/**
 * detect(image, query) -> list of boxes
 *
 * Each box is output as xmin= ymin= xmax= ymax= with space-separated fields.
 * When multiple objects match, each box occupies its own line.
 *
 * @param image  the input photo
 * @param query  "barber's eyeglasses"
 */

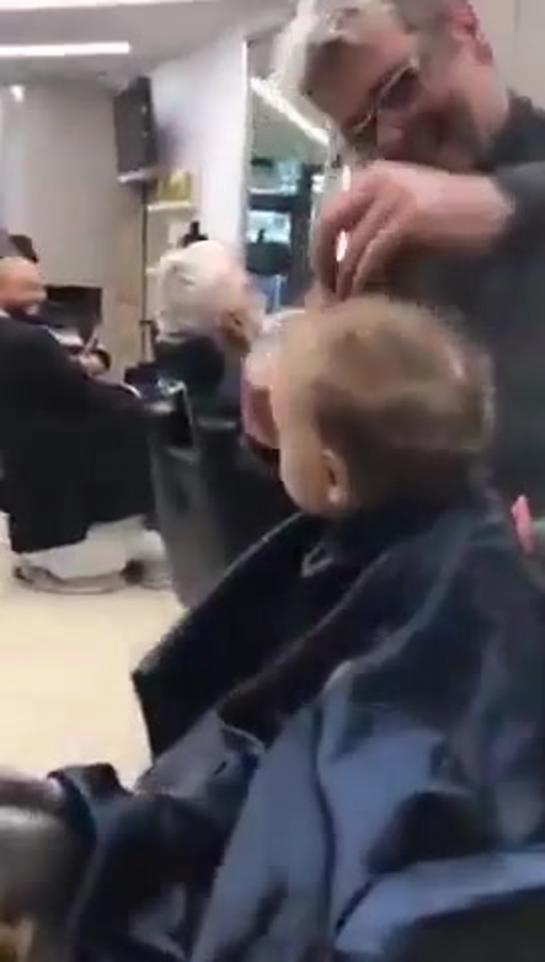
xmin=340 ymin=57 xmax=421 ymax=156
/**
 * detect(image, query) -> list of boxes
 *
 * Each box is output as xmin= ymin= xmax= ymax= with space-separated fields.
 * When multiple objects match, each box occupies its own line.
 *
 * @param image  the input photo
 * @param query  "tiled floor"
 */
xmin=0 ymin=544 xmax=181 ymax=785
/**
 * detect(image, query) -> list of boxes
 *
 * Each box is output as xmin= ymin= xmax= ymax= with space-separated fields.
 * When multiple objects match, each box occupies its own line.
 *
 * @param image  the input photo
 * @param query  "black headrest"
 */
xmin=155 ymin=335 xmax=226 ymax=396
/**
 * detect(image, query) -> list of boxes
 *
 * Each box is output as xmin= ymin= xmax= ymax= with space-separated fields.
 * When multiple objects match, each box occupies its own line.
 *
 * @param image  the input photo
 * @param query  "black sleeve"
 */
xmin=94 ymin=345 xmax=112 ymax=372
xmin=495 ymin=162 xmax=545 ymax=242
xmin=19 ymin=327 xmax=118 ymax=413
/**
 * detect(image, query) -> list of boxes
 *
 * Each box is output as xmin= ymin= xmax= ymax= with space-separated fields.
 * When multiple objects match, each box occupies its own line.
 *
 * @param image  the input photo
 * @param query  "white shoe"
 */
xmin=128 ymin=530 xmax=171 ymax=591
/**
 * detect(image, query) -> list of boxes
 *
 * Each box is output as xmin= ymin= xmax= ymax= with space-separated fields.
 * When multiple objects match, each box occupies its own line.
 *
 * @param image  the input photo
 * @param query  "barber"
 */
xmin=281 ymin=0 xmax=545 ymax=509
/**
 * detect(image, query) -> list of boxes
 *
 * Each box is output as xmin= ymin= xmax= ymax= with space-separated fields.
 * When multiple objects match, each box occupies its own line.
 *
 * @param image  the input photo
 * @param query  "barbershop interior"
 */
xmin=2 ymin=1 xmax=545 ymax=959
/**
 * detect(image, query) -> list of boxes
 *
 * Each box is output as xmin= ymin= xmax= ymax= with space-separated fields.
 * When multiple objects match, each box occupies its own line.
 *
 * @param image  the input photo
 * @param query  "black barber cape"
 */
xmin=58 ymin=488 xmax=545 ymax=962
xmin=0 ymin=312 xmax=152 ymax=552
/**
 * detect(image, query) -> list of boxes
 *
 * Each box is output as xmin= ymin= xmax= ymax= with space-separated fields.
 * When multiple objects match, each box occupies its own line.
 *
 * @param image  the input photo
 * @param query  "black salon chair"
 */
xmin=0 ymin=456 xmax=7 ymax=513
xmin=148 ymin=386 xmax=292 ymax=606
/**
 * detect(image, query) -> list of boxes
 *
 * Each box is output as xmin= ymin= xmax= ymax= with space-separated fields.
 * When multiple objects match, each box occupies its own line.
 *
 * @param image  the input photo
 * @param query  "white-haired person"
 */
xmin=156 ymin=240 xmax=262 ymax=362
xmin=277 ymin=0 xmax=545 ymax=523
xmin=153 ymin=241 xmax=293 ymax=564
xmin=152 ymin=240 xmax=264 ymax=430
xmin=155 ymin=241 xmax=292 ymax=461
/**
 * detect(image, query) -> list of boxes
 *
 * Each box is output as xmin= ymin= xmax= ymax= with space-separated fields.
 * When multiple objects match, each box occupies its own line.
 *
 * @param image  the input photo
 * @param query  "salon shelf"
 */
xmin=147 ymin=201 xmax=195 ymax=214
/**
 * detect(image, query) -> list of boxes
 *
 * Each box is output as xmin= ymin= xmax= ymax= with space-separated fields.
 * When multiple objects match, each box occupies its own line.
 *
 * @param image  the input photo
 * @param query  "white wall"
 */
xmin=0 ymin=89 xmax=27 ymax=233
xmin=475 ymin=0 xmax=545 ymax=108
xmin=511 ymin=0 xmax=545 ymax=107
xmin=474 ymin=0 xmax=517 ymax=75
xmin=152 ymin=27 xmax=249 ymax=249
xmin=0 ymin=81 xmax=120 ymax=287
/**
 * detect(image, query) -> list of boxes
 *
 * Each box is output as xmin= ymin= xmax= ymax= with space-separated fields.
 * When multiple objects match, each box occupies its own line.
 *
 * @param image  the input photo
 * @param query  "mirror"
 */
xmin=246 ymin=29 xmax=329 ymax=311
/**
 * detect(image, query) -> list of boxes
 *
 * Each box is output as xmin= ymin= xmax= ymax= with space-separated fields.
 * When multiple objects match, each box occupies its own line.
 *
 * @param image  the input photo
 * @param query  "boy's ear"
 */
xmin=216 ymin=310 xmax=247 ymax=357
xmin=218 ymin=309 xmax=255 ymax=359
xmin=323 ymin=447 xmax=351 ymax=512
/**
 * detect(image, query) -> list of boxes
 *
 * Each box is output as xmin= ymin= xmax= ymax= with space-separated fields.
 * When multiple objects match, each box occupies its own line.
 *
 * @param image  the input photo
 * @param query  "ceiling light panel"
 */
xmin=0 ymin=41 xmax=131 ymax=57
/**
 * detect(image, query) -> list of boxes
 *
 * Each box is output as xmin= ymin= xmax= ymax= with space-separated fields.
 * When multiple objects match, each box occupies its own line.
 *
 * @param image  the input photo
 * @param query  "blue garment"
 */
xmin=58 ymin=489 xmax=545 ymax=962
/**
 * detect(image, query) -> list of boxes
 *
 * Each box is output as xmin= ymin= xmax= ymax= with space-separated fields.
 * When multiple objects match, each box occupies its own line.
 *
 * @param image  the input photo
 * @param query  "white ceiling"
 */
xmin=0 ymin=0 xmax=293 ymax=84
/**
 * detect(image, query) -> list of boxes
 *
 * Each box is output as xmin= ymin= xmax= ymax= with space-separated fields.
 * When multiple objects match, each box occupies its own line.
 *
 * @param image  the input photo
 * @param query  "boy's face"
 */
xmin=270 ymin=359 xmax=348 ymax=516
xmin=216 ymin=266 xmax=263 ymax=358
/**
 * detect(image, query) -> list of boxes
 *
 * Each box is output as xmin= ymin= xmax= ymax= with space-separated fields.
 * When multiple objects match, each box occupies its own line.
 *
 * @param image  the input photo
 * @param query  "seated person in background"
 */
xmin=0 ymin=256 xmax=163 ymax=593
xmin=2 ymin=296 xmax=545 ymax=962
xmin=180 ymin=220 xmax=208 ymax=248
xmin=52 ymin=325 xmax=111 ymax=379
xmin=0 ymin=252 xmax=45 ymax=323
xmin=154 ymin=240 xmax=292 ymax=561
xmin=0 ymin=247 xmax=110 ymax=377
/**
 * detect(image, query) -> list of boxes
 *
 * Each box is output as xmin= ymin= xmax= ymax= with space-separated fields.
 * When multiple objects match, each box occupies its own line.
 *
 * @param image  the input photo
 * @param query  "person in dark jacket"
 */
xmin=1 ymin=295 xmax=545 ymax=962
xmin=1 ymin=242 xmax=111 ymax=376
xmin=0 ymin=257 xmax=159 ymax=590
xmin=278 ymin=0 xmax=545 ymax=513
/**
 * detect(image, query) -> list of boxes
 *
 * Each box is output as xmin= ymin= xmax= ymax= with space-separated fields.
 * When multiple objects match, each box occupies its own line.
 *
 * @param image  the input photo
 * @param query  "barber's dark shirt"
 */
xmin=387 ymin=96 xmax=545 ymax=510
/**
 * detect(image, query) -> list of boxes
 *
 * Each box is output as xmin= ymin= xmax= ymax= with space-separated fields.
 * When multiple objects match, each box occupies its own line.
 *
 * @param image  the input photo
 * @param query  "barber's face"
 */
xmin=310 ymin=16 xmax=486 ymax=172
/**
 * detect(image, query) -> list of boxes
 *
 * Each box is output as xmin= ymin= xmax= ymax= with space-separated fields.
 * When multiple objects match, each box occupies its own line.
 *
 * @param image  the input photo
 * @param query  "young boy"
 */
xmin=2 ymin=296 xmax=545 ymax=962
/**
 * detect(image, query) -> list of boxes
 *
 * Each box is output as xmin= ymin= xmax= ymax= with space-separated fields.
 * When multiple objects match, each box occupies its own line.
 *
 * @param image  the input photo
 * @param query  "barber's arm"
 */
xmin=313 ymin=160 xmax=517 ymax=298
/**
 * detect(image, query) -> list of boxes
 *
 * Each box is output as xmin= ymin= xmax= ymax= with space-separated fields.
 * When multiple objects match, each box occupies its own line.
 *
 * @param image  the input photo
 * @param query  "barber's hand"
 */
xmin=313 ymin=162 xmax=514 ymax=299
xmin=512 ymin=496 xmax=535 ymax=556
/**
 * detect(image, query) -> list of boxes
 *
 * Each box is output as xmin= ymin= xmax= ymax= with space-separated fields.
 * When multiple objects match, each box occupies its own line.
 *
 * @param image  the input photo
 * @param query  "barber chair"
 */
xmin=0 ymin=787 xmax=84 ymax=962
xmin=148 ymin=386 xmax=292 ymax=606
xmin=0 ymin=457 xmax=7 ymax=514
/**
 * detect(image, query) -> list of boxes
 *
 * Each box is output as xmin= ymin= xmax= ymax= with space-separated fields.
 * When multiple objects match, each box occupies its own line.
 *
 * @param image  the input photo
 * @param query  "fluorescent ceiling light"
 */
xmin=251 ymin=76 xmax=329 ymax=150
xmin=9 ymin=84 xmax=25 ymax=102
xmin=0 ymin=0 xmax=199 ymax=7
xmin=0 ymin=41 xmax=131 ymax=58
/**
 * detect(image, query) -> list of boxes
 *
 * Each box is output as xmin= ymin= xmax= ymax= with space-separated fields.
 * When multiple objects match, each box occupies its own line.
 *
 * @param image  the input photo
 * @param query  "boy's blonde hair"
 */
xmin=280 ymin=295 xmax=493 ymax=502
